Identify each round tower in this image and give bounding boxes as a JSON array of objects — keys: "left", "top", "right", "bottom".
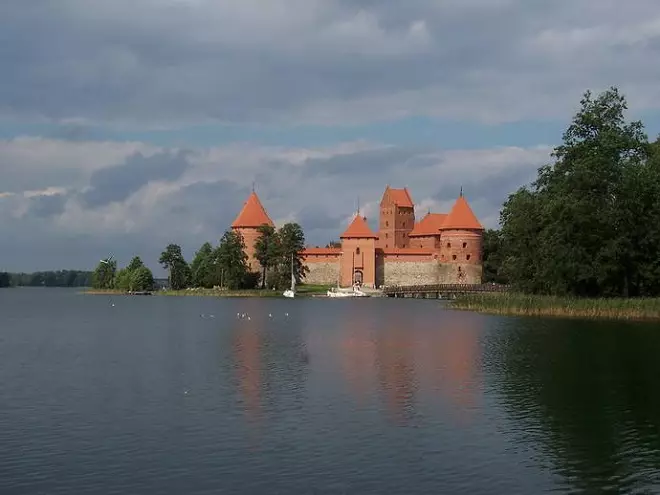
[
  {"left": 439, "top": 194, "right": 484, "bottom": 284},
  {"left": 231, "top": 191, "right": 275, "bottom": 273}
]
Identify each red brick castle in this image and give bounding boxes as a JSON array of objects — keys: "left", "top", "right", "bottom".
[{"left": 231, "top": 186, "right": 484, "bottom": 287}]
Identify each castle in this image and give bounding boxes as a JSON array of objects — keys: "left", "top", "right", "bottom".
[{"left": 230, "top": 186, "right": 484, "bottom": 288}]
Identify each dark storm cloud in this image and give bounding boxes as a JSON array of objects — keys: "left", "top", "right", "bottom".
[
  {"left": 2, "top": 0, "right": 659, "bottom": 125},
  {"left": 80, "top": 150, "right": 191, "bottom": 208},
  {"left": 26, "top": 193, "right": 69, "bottom": 218}
]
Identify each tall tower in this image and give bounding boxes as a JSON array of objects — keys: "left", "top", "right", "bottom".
[
  {"left": 439, "top": 193, "right": 484, "bottom": 283},
  {"left": 378, "top": 186, "right": 415, "bottom": 249},
  {"left": 231, "top": 191, "right": 275, "bottom": 273}
]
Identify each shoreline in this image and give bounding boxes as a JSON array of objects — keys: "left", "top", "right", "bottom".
[
  {"left": 450, "top": 293, "right": 660, "bottom": 322},
  {"left": 81, "top": 286, "right": 333, "bottom": 298}
]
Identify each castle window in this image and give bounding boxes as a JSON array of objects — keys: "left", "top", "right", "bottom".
[
  {"left": 385, "top": 233, "right": 389, "bottom": 238},
  {"left": 452, "top": 255, "right": 457, "bottom": 260},
  {"left": 466, "top": 254, "right": 471, "bottom": 261},
  {"left": 463, "top": 242, "right": 467, "bottom": 249},
  {"left": 386, "top": 221, "right": 389, "bottom": 227},
  {"left": 447, "top": 242, "right": 451, "bottom": 248},
  {"left": 356, "top": 247, "right": 361, "bottom": 255}
]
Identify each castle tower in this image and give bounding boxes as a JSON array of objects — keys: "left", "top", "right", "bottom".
[
  {"left": 340, "top": 214, "right": 378, "bottom": 288},
  {"left": 439, "top": 193, "right": 484, "bottom": 283},
  {"left": 378, "top": 186, "right": 415, "bottom": 249},
  {"left": 231, "top": 191, "right": 275, "bottom": 273}
]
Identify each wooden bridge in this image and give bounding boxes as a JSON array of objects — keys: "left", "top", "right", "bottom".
[{"left": 382, "top": 283, "right": 510, "bottom": 298}]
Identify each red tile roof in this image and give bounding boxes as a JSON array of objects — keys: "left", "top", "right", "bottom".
[
  {"left": 440, "top": 196, "right": 483, "bottom": 230},
  {"left": 231, "top": 191, "right": 274, "bottom": 228},
  {"left": 382, "top": 185, "right": 414, "bottom": 208},
  {"left": 340, "top": 215, "right": 378, "bottom": 238},
  {"left": 409, "top": 213, "right": 447, "bottom": 236}
]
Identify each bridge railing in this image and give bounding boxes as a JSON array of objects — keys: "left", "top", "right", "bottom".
[{"left": 382, "top": 283, "right": 511, "bottom": 294}]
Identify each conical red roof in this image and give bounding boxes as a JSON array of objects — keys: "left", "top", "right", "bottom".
[
  {"left": 340, "top": 215, "right": 378, "bottom": 238},
  {"left": 381, "top": 185, "right": 414, "bottom": 208},
  {"left": 440, "top": 196, "right": 483, "bottom": 230},
  {"left": 231, "top": 191, "right": 274, "bottom": 228}
]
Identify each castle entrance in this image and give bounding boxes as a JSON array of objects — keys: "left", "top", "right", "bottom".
[{"left": 353, "top": 270, "right": 363, "bottom": 286}]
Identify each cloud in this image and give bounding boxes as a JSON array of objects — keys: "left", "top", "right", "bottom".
[
  {"left": 80, "top": 149, "right": 191, "bottom": 208},
  {"left": 0, "top": 136, "right": 551, "bottom": 272},
  {"left": 2, "top": 0, "right": 660, "bottom": 126}
]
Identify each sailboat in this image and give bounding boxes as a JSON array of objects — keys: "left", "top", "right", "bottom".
[{"left": 283, "top": 254, "right": 296, "bottom": 298}]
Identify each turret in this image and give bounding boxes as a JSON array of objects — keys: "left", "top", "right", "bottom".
[
  {"left": 231, "top": 191, "right": 274, "bottom": 273},
  {"left": 378, "top": 185, "right": 415, "bottom": 249}
]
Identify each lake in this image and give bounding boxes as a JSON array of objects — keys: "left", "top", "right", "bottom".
[{"left": 1, "top": 288, "right": 659, "bottom": 494}]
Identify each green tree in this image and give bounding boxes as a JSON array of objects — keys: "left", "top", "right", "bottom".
[
  {"left": 482, "top": 229, "right": 508, "bottom": 284},
  {"left": 0, "top": 272, "right": 10, "bottom": 288},
  {"left": 126, "top": 256, "right": 145, "bottom": 272},
  {"left": 500, "top": 87, "right": 651, "bottom": 297},
  {"left": 254, "top": 224, "right": 280, "bottom": 289},
  {"left": 214, "top": 230, "right": 252, "bottom": 289},
  {"left": 92, "top": 259, "right": 117, "bottom": 289},
  {"left": 158, "top": 244, "right": 190, "bottom": 290},
  {"left": 270, "top": 222, "right": 308, "bottom": 290},
  {"left": 190, "top": 242, "right": 215, "bottom": 288},
  {"left": 131, "top": 266, "right": 155, "bottom": 291}
]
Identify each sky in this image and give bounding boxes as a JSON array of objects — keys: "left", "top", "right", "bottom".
[{"left": 2, "top": 0, "right": 660, "bottom": 274}]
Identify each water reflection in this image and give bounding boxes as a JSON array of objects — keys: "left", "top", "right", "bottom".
[{"left": 488, "top": 318, "right": 660, "bottom": 493}]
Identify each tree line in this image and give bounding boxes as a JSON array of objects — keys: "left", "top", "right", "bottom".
[
  {"left": 482, "top": 87, "right": 660, "bottom": 298},
  {"left": 91, "top": 222, "right": 308, "bottom": 291},
  {"left": 0, "top": 270, "right": 93, "bottom": 288}
]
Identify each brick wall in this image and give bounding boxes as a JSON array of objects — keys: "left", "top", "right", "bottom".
[{"left": 382, "top": 260, "right": 438, "bottom": 286}]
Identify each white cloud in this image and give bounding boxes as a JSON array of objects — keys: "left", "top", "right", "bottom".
[{"left": 0, "top": 136, "right": 551, "bottom": 270}]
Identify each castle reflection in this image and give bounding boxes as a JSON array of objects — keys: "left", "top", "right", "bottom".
[{"left": 338, "top": 306, "right": 483, "bottom": 424}]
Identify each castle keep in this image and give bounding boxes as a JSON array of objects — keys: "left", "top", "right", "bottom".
[{"left": 231, "top": 186, "right": 484, "bottom": 288}]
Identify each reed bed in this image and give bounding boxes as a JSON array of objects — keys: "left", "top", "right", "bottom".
[{"left": 451, "top": 292, "right": 660, "bottom": 321}]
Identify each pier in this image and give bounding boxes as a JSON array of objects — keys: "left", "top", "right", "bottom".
[{"left": 382, "top": 283, "right": 510, "bottom": 299}]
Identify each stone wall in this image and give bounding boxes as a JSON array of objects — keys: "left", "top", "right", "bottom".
[
  {"left": 382, "top": 260, "right": 438, "bottom": 286},
  {"left": 437, "top": 262, "right": 482, "bottom": 284},
  {"left": 304, "top": 260, "right": 341, "bottom": 285}
]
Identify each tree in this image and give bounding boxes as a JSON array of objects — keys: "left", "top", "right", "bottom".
[
  {"left": 482, "top": 229, "right": 508, "bottom": 284},
  {"left": 159, "top": 244, "right": 190, "bottom": 290},
  {"left": 131, "top": 266, "right": 155, "bottom": 291},
  {"left": 126, "top": 256, "right": 145, "bottom": 272},
  {"left": 0, "top": 272, "right": 10, "bottom": 288},
  {"left": 190, "top": 242, "right": 215, "bottom": 288},
  {"left": 326, "top": 240, "right": 341, "bottom": 248},
  {"left": 270, "top": 222, "right": 308, "bottom": 290},
  {"left": 214, "top": 230, "right": 252, "bottom": 289},
  {"left": 92, "top": 259, "right": 117, "bottom": 289},
  {"left": 499, "top": 87, "right": 653, "bottom": 297},
  {"left": 254, "top": 224, "right": 280, "bottom": 289}
]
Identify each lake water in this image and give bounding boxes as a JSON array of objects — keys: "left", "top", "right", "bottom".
[{"left": 1, "top": 288, "right": 659, "bottom": 494}]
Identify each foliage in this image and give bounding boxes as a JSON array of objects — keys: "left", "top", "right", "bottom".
[
  {"left": 190, "top": 242, "right": 215, "bottom": 288},
  {"left": 115, "top": 256, "right": 154, "bottom": 291},
  {"left": 159, "top": 244, "right": 190, "bottom": 290},
  {"left": 326, "top": 240, "right": 341, "bottom": 248},
  {"left": 214, "top": 230, "right": 253, "bottom": 289},
  {"left": 7, "top": 270, "right": 93, "bottom": 287},
  {"left": 254, "top": 224, "right": 280, "bottom": 289},
  {"left": 0, "top": 272, "right": 10, "bottom": 287},
  {"left": 268, "top": 222, "right": 309, "bottom": 290},
  {"left": 482, "top": 229, "right": 508, "bottom": 284},
  {"left": 92, "top": 259, "right": 117, "bottom": 289},
  {"left": 451, "top": 293, "right": 660, "bottom": 321},
  {"left": 498, "top": 87, "right": 660, "bottom": 297}
]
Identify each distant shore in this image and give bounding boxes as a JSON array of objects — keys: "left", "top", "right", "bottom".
[
  {"left": 82, "top": 285, "right": 333, "bottom": 298},
  {"left": 451, "top": 293, "right": 660, "bottom": 321}
]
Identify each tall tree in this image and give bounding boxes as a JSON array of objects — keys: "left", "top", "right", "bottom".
[
  {"left": 190, "top": 242, "right": 215, "bottom": 288},
  {"left": 254, "top": 224, "right": 280, "bottom": 289},
  {"left": 0, "top": 272, "right": 10, "bottom": 288},
  {"left": 159, "top": 244, "right": 190, "bottom": 290},
  {"left": 270, "top": 222, "right": 308, "bottom": 290},
  {"left": 500, "top": 87, "right": 651, "bottom": 297},
  {"left": 481, "top": 229, "right": 508, "bottom": 284},
  {"left": 214, "top": 230, "right": 251, "bottom": 289}
]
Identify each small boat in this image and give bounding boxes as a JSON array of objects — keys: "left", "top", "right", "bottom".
[
  {"left": 283, "top": 254, "right": 296, "bottom": 298},
  {"left": 326, "top": 283, "right": 369, "bottom": 298}
]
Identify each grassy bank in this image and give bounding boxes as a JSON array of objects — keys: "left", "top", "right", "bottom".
[
  {"left": 451, "top": 292, "right": 660, "bottom": 321},
  {"left": 82, "top": 284, "right": 332, "bottom": 298}
]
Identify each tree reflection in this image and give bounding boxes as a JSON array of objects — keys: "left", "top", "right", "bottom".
[{"left": 490, "top": 319, "right": 660, "bottom": 493}]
